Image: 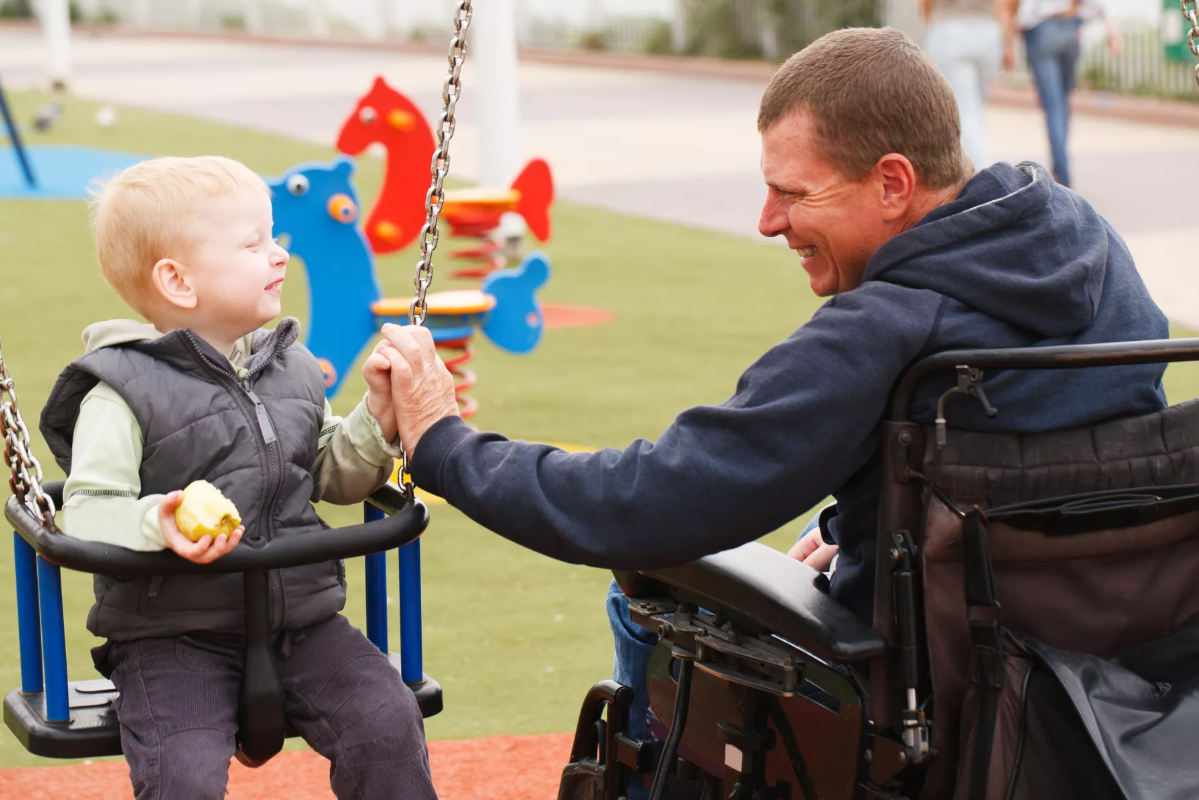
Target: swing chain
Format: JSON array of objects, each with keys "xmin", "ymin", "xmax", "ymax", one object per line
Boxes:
[
  {"xmin": 400, "ymin": 0, "xmax": 473, "ymax": 499},
  {"xmin": 0, "ymin": 338, "xmax": 56, "ymax": 527},
  {"xmin": 410, "ymin": 0, "xmax": 473, "ymax": 330},
  {"xmin": 1182, "ymin": 0, "xmax": 1199, "ymax": 85}
]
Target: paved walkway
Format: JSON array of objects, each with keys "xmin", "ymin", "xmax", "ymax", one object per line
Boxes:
[{"xmin": 3, "ymin": 28, "xmax": 1197, "ymax": 328}]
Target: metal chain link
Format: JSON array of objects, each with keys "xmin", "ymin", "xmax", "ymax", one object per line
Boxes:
[
  {"xmin": 0, "ymin": 338, "xmax": 56, "ymax": 527},
  {"xmin": 1182, "ymin": 0, "xmax": 1199, "ymax": 86},
  {"xmin": 399, "ymin": 0, "xmax": 473, "ymax": 498}
]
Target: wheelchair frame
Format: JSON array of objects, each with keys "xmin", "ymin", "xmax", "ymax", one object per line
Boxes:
[
  {"xmin": 559, "ymin": 337, "xmax": 1199, "ymax": 800},
  {"xmin": 3, "ymin": 481, "xmax": 441, "ymax": 765}
]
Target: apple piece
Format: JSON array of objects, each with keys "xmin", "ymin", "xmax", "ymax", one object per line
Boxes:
[{"xmin": 174, "ymin": 480, "xmax": 242, "ymax": 543}]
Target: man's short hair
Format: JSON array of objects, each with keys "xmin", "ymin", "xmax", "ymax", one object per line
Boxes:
[
  {"xmin": 89, "ymin": 155, "xmax": 270, "ymax": 317},
  {"xmin": 758, "ymin": 27, "xmax": 973, "ymax": 189}
]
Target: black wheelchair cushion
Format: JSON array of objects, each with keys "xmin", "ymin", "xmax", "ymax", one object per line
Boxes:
[{"xmin": 642, "ymin": 542, "xmax": 885, "ymax": 663}]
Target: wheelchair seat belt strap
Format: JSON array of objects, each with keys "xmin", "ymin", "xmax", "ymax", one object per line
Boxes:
[{"xmin": 963, "ymin": 508, "xmax": 1004, "ymax": 800}]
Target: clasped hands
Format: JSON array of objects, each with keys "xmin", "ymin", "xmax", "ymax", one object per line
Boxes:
[{"xmin": 161, "ymin": 323, "xmax": 460, "ymax": 564}]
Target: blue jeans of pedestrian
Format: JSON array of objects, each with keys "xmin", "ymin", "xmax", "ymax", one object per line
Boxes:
[
  {"xmin": 926, "ymin": 16, "xmax": 1002, "ymax": 170},
  {"xmin": 1023, "ymin": 17, "xmax": 1082, "ymax": 187},
  {"xmin": 605, "ymin": 515, "xmax": 824, "ymax": 799}
]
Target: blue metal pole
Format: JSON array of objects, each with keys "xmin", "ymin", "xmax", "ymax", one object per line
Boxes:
[
  {"xmin": 0, "ymin": 74, "xmax": 37, "ymax": 188},
  {"xmin": 36, "ymin": 556, "xmax": 68, "ymax": 722},
  {"xmin": 398, "ymin": 539, "xmax": 423, "ymax": 684},
  {"xmin": 13, "ymin": 534, "xmax": 42, "ymax": 694},
  {"xmin": 363, "ymin": 503, "xmax": 388, "ymax": 654}
]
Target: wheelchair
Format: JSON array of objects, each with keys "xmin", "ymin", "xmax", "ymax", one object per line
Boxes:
[
  {"xmin": 559, "ymin": 339, "xmax": 1199, "ymax": 800},
  {"xmin": 2, "ymin": 481, "xmax": 441, "ymax": 766}
]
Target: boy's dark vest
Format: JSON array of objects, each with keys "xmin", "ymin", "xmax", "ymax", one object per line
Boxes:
[{"xmin": 39, "ymin": 319, "xmax": 346, "ymax": 641}]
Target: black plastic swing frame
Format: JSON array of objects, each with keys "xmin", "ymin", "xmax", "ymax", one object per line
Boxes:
[{"xmin": 4, "ymin": 480, "xmax": 434, "ymax": 764}]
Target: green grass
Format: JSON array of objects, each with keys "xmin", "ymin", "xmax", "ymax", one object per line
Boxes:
[{"xmin": 2, "ymin": 90, "xmax": 1198, "ymax": 769}]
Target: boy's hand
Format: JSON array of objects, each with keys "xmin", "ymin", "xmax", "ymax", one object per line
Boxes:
[
  {"xmin": 159, "ymin": 491, "xmax": 244, "ymax": 564},
  {"xmin": 363, "ymin": 340, "xmax": 400, "ymax": 443}
]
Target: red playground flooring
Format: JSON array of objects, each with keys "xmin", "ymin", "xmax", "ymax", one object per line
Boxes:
[{"xmin": 0, "ymin": 732, "xmax": 574, "ymax": 799}]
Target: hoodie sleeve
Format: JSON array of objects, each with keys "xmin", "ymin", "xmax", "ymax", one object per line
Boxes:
[
  {"xmin": 411, "ymin": 283, "xmax": 944, "ymax": 569},
  {"xmin": 309, "ymin": 397, "xmax": 401, "ymax": 505},
  {"xmin": 59, "ymin": 382, "xmax": 168, "ymax": 551}
]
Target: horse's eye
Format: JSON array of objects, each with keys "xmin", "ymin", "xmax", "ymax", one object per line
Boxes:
[
  {"xmin": 359, "ymin": 106, "xmax": 377, "ymax": 124},
  {"xmin": 286, "ymin": 174, "xmax": 309, "ymax": 196}
]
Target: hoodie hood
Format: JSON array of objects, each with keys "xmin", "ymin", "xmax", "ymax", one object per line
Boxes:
[
  {"xmin": 81, "ymin": 319, "xmax": 161, "ymax": 353},
  {"xmin": 864, "ymin": 162, "xmax": 1108, "ymax": 338},
  {"xmin": 79, "ymin": 320, "xmax": 294, "ymax": 370}
]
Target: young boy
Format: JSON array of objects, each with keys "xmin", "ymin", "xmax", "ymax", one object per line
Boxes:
[{"xmin": 38, "ymin": 156, "xmax": 436, "ymax": 800}]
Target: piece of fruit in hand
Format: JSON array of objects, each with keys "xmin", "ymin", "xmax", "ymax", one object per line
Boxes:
[{"xmin": 174, "ymin": 480, "xmax": 242, "ymax": 542}]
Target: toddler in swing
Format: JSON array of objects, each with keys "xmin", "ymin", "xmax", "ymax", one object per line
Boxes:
[{"xmin": 37, "ymin": 156, "xmax": 437, "ymax": 800}]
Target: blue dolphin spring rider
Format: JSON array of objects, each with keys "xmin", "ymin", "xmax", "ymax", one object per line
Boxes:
[
  {"xmin": 0, "ymin": 0, "xmax": 477, "ymax": 767},
  {"xmin": 268, "ymin": 157, "xmax": 552, "ymax": 413}
]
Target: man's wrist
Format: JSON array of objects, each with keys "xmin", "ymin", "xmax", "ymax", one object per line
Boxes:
[{"xmin": 409, "ymin": 415, "xmax": 472, "ymax": 492}]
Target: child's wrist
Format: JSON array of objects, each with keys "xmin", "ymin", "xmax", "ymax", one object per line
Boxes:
[{"xmin": 364, "ymin": 392, "xmax": 398, "ymax": 441}]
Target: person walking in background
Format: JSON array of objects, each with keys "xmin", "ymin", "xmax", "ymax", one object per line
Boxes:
[
  {"xmin": 923, "ymin": 0, "xmax": 1003, "ymax": 171},
  {"xmin": 1004, "ymin": 0, "xmax": 1122, "ymax": 187}
]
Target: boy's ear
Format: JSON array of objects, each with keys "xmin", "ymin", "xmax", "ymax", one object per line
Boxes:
[{"xmin": 151, "ymin": 258, "xmax": 198, "ymax": 310}]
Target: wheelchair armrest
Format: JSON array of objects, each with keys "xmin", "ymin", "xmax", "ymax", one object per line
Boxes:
[
  {"xmin": 5, "ymin": 481, "xmax": 429, "ymax": 576},
  {"xmin": 642, "ymin": 542, "xmax": 886, "ymax": 663}
]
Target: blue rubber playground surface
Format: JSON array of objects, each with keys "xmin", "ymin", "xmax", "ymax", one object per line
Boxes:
[{"xmin": 0, "ymin": 144, "xmax": 145, "ymax": 199}]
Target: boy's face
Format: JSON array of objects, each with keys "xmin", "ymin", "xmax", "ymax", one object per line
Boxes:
[{"xmin": 184, "ymin": 188, "xmax": 289, "ymax": 334}]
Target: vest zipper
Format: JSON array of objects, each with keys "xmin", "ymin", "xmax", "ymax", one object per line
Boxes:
[{"xmin": 182, "ymin": 331, "xmax": 287, "ymax": 633}]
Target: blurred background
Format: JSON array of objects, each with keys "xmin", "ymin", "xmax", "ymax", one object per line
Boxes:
[
  {"xmin": 2, "ymin": 1, "xmax": 1199, "ymax": 795},
  {"xmin": 2, "ymin": 0, "xmax": 1195, "ymax": 97}
]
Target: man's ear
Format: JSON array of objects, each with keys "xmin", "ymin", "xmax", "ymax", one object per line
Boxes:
[
  {"xmin": 151, "ymin": 258, "xmax": 198, "ymax": 310},
  {"xmin": 874, "ymin": 153, "xmax": 917, "ymax": 220}
]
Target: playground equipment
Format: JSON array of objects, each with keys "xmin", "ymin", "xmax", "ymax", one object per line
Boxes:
[
  {"xmin": 0, "ymin": 72, "xmax": 36, "ymax": 189},
  {"xmin": 335, "ymin": 75, "xmax": 554, "ymax": 265},
  {"xmin": 0, "ymin": 0, "xmax": 476, "ymax": 768},
  {"xmin": 373, "ymin": 253, "xmax": 551, "ymax": 418},
  {"xmin": 268, "ymin": 157, "xmax": 551, "ymax": 399}
]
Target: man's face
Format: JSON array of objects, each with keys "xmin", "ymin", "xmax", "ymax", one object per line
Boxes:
[{"xmin": 758, "ymin": 111, "xmax": 892, "ymax": 297}]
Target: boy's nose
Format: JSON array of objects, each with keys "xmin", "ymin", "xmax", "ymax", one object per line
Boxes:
[{"xmin": 272, "ymin": 244, "xmax": 290, "ymax": 267}]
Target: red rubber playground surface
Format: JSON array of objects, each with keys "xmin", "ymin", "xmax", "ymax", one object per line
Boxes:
[{"xmin": 0, "ymin": 732, "xmax": 573, "ymax": 799}]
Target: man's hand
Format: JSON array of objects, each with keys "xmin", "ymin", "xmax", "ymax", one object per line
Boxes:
[
  {"xmin": 362, "ymin": 339, "xmax": 400, "ymax": 443},
  {"xmin": 159, "ymin": 491, "xmax": 243, "ymax": 564},
  {"xmin": 786, "ymin": 526, "xmax": 838, "ymax": 573},
  {"xmin": 379, "ymin": 323, "xmax": 461, "ymax": 458}
]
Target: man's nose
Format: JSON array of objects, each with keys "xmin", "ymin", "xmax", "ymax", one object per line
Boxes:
[{"xmin": 758, "ymin": 190, "xmax": 789, "ymax": 239}]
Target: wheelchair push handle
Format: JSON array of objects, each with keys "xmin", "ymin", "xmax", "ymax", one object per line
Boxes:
[
  {"xmin": 4, "ymin": 481, "xmax": 429, "ymax": 576},
  {"xmin": 890, "ymin": 337, "xmax": 1199, "ymax": 422}
]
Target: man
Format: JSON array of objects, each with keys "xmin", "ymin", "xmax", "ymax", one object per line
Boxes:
[{"xmin": 378, "ymin": 24, "xmax": 1167, "ymax": 766}]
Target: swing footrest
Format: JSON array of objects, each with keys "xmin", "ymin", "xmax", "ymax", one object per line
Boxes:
[
  {"xmin": 396, "ymin": 659, "xmax": 443, "ymax": 718},
  {"xmin": 2, "ymin": 662, "xmax": 440, "ymax": 760},
  {"xmin": 3, "ymin": 680, "xmax": 122, "ymax": 759}
]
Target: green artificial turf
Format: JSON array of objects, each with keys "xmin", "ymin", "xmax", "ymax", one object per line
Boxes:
[{"xmin": 2, "ymin": 90, "xmax": 1198, "ymax": 769}]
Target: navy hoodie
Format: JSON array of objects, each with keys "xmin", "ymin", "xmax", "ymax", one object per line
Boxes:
[{"xmin": 411, "ymin": 163, "xmax": 1169, "ymax": 621}]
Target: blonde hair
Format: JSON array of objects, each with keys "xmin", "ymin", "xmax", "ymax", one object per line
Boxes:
[
  {"xmin": 757, "ymin": 27, "xmax": 973, "ymax": 189},
  {"xmin": 89, "ymin": 156, "xmax": 270, "ymax": 316}
]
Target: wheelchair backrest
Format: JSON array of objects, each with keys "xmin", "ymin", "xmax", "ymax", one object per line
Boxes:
[{"xmin": 914, "ymin": 399, "xmax": 1199, "ymax": 796}]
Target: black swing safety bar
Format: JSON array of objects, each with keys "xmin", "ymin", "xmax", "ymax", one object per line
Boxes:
[{"xmin": 4, "ymin": 481, "xmax": 434, "ymax": 765}]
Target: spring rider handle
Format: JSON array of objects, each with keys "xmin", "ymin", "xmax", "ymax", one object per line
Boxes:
[{"xmin": 235, "ymin": 569, "xmax": 287, "ymax": 767}]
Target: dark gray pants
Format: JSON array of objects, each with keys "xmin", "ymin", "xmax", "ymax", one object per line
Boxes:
[{"xmin": 107, "ymin": 614, "xmax": 437, "ymax": 800}]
